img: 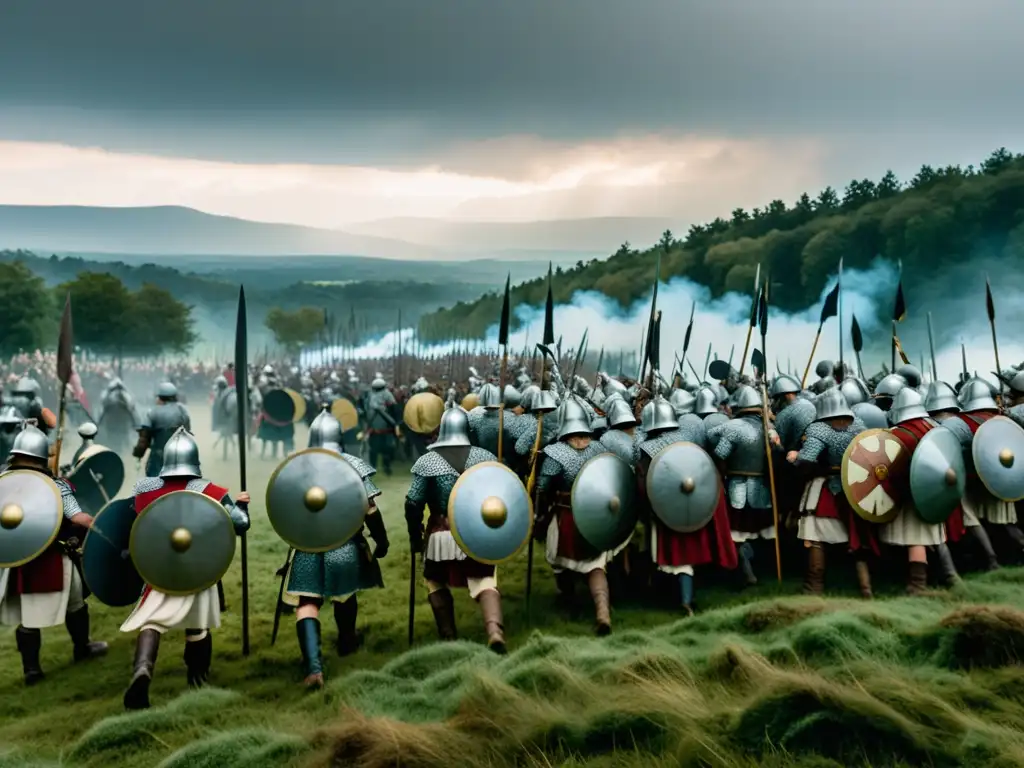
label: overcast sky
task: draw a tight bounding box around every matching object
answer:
[2,0,1021,227]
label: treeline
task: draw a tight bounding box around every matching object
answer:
[419,148,1024,340]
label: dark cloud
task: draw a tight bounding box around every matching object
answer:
[1,0,1022,165]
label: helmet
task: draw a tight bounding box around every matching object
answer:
[640,395,678,434]
[558,397,592,440]
[430,407,472,450]
[896,364,923,389]
[838,377,870,406]
[107,377,124,390]
[263,365,274,375]
[214,376,228,389]
[0,406,21,425]
[478,382,502,410]
[815,360,834,378]
[730,385,762,414]
[889,387,928,425]
[308,406,345,452]
[769,374,801,398]
[411,376,430,394]
[531,389,559,414]
[156,382,177,400]
[668,388,696,416]
[9,424,50,461]
[694,386,718,417]
[605,396,637,429]
[923,381,961,415]
[159,427,202,478]
[602,377,629,400]
[13,377,39,397]
[371,378,387,391]
[958,377,998,413]
[813,388,853,422]
[77,422,98,439]
[873,373,907,400]
[1009,369,1024,395]
[520,384,540,411]
[503,385,522,409]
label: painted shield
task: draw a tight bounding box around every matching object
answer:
[0,470,62,568]
[462,392,480,411]
[645,442,721,533]
[130,490,236,596]
[67,446,125,515]
[81,497,143,606]
[841,428,909,523]
[852,402,889,430]
[449,461,532,564]
[910,427,966,523]
[265,448,368,552]
[571,452,637,551]
[286,388,307,424]
[973,415,1024,501]
[404,392,444,435]
[330,397,360,432]
[263,389,296,423]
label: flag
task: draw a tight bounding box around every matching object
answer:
[851,314,863,352]
[820,281,840,324]
[498,273,511,346]
[893,280,906,323]
[69,370,89,412]
[893,333,910,365]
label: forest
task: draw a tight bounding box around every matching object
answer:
[419,148,1024,340]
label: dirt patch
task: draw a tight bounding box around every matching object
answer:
[938,606,1024,669]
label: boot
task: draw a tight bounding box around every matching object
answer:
[678,573,695,616]
[476,589,506,654]
[333,597,360,656]
[587,569,612,636]
[15,627,44,686]
[427,589,457,641]
[906,561,929,596]
[296,618,324,689]
[65,606,108,662]
[183,631,212,688]
[932,544,961,587]
[967,525,1000,570]
[802,545,825,595]
[739,542,757,587]
[124,629,160,710]
[855,557,873,599]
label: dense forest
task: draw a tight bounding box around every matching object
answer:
[419,148,1024,340]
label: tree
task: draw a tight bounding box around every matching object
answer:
[814,186,839,211]
[128,283,198,354]
[731,208,750,225]
[0,261,54,355]
[56,272,133,353]
[876,170,901,198]
[982,147,1014,175]
[659,230,675,251]
[265,306,327,352]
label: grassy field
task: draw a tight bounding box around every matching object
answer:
[3,412,1024,767]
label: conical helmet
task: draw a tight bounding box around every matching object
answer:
[641,395,678,434]
[10,424,49,461]
[371,377,387,390]
[669,388,696,415]
[923,381,960,415]
[694,386,718,416]
[157,382,177,399]
[558,397,592,440]
[520,384,540,412]
[478,382,502,410]
[604,396,637,429]
[896,364,923,389]
[873,373,907,400]
[838,377,870,406]
[159,427,202,478]
[730,384,762,414]
[889,387,928,425]
[603,377,629,399]
[308,405,345,452]
[531,389,559,414]
[13,377,39,397]
[958,377,998,413]
[430,406,472,449]
[769,374,801,398]
[77,422,98,439]
[214,376,228,389]
[503,385,522,408]
[813,388,853,422]
[0,406,21,426]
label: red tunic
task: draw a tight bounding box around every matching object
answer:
[8,476,78,596]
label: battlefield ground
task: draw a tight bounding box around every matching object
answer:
[3,407,1024,768]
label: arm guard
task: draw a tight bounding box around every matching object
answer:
[364,508,389,558]
[220,494,251,534]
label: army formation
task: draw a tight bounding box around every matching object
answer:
[2,276,1024,710]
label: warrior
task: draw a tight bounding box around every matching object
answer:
[872,371,908,413]
[6,378,54,435]
[97,378,138,456]
[363,376,399,476]
[791,389,874,596]
[1007,370,1024,429]
[66,422,98,470]
[598,396,638,464]
[211,376,238,458]
[405,406,505,651]
[122,427,250,710]
[0,425,108,685]
[535,397,615,635]
[707,384,774,586]
[0,405,22,466]
[256,366,295,459]
[770,374,815,459]
[468,382,521,458]
[511,385,558,476]
[133,382,191,477]
[283,408,389,689]
[669,389,705,444]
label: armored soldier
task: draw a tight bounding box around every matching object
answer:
[256,366,295,459]
[707,385,773,586]
[68,422,98,469]
[6,378,54,435]
[405,406,505,651]
[512,386,558,472]
[122,428,250,710]
[598,396,638,463]
[282,408,388,689]
[872,372,908,413]
[0,425,108,685]
[771,374,815,457]
[97,378,138,456]
[364,377,399,476]
[133,382,191,477]
[791,389,873,596]
[0,406,23,466]
[536,397,615,635]
[467,383,504,455]
[809,360,837,395]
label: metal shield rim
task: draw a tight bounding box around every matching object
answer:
[841,428,901,524]
[644,441,720,533]
[910,427,966,523]
[570,452,637,551]
[448,460,533,565]
[973,415,1024,502]
[331,398,359,431]
[128,490,237,596]
[286,388,307,424]
[0,470,63,568]
[81,497,143,607]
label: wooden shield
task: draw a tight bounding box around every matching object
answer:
[841,428,908,523]
[403,392,444,434]
[330,398,360,432]
[286,389,307,424]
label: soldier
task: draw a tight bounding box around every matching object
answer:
[122,427,250,710]
[872,372,908,413]
[536,397,615,635]
[1006,370,1024,428]
[771,374,816,458]
[0,425,108,685]
[133,382,191,477]
[599,396,638,463]
[364,376,399,476]
[6,378,54,435]
[404,406,505,651]
[791,389,874,596]
[97,378,138,456]
[707,385,774,586]
[467,383,504,455]
[0,405,23,466]
[256,366,295,459]
[63,422,98,471]
[281,408,389,689]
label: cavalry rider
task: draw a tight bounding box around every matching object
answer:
[405,405,506,652]
[0,425,108,685]
[791,388,874,597]
[364,375,400,476]
[122,427,250,710]
[284,407,389,689]
[535,396,615,635]
[133,382,191,477]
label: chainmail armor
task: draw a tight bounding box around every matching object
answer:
[406,447,495,512]
[599,429,636,464]
[676,413,706,447]
[56,477,82,520]
[797,418,866,494]
[710,414,771,509]
[340,452,382,501]
[538,440,606,491]
[774,398,816,451]
[634,428,687,463]
[1008,404,1024,430]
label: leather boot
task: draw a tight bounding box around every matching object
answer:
[802,545,825,595]
[931,543,960,587]
[739,542,757,587]
[587,569,612,636]
[15,627,44,686]
[855,557,873,599]
[296,618,324,689]
[183,631,212,688]
[428,589,457,640]
[124,629,160,710]
[476,589,506,654]
[678,573,695,616]
[968,525,1000,570]
[65,606,108,662]
[333,597,360,656]
[906,561,929,596]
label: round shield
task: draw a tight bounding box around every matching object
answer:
[571,453,637,551]
[462,393,480,411]
[646,442,721,533]
[449,461,532,564]
[82,497,143,606]
[910,427,966,523]
[67,447,125,515]
[330,397,360,432]
[841,428,909,523]
[286,389,307,424]
[265,448,369,552]
[972,415,1024,502]
[263,389,296,423]
[852,402,888,429]
[404,392,444,435]
[0,470,62,568]
[130,491,236,596]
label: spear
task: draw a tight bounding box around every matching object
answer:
[497,274,511,463]
[892,270,906,370]
[679,301,695,381]
[638,249,662,386]
[701,341,712,382]
[801,280,840,388]
[51,293,73,474]
[756,276,782,583]
[986,277,1003,398]
[961,342,969,383]
[233,286,251,656]
[851,314,864,380]
[837,257,845,376]
[727,344,735,369]
[738,263,760,376]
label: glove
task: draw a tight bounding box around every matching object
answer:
[229,501,251,534]
[364,509,389,560]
